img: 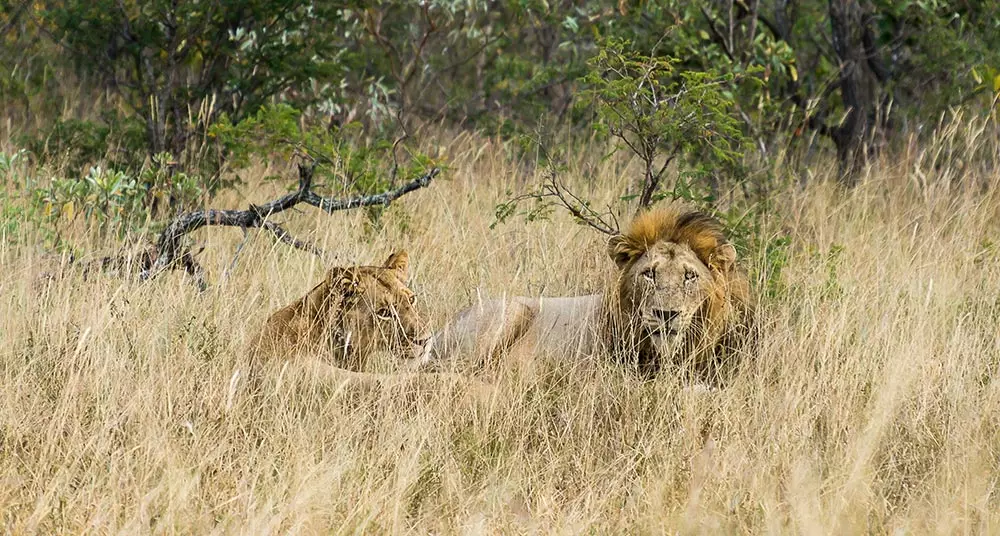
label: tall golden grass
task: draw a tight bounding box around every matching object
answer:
[2,113,1000,533]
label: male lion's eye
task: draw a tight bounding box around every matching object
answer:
[684,269,699,283]
[375,307,393,320]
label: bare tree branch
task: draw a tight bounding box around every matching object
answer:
[300,167,438,214]
[141,164,439,286]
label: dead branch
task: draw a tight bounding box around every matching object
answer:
[141,164,439,286]
[513,136,620,236]
[260,221,325,257]
[54,242,209,291]
[540,171,619,236]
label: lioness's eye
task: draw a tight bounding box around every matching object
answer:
[375,307,393,320]
[684,269,698,282]
[641,268,655,281]
[408,295,416,305]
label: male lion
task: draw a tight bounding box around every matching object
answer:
[252,251,433,370]
[426,205,753,381]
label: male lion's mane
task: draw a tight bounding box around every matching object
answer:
[604,205,753,379]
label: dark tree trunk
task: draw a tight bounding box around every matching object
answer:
[828,0,884,184]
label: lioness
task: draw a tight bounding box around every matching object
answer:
[426,206,753,381]
[252,251,432,370]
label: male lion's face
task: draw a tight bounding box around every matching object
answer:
[611,238,735,360]
[330,251,432,365]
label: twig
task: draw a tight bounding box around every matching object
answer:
[388,108,409,187]
[700,6,736,63]
[542,172,619,236]
[223,226,252,281]
[511,136,619,236]
[261,221,325,257]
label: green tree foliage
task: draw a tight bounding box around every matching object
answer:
[583,39,753,207]
[3,0,998,189]
[36,0,343,168]
[491,41,752,237]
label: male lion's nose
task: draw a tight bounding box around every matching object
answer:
[652,309,680,324]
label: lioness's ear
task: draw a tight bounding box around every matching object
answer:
[709,243,737,273]
[607,235,640,269]
[384,250,409,277]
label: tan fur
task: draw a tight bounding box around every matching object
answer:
[428,204,752,381]
[252,251,433,371]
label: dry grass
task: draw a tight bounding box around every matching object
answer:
[2,117,1000,533]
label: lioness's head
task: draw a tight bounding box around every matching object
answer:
[608,207,737,364]
[327,251,432,365]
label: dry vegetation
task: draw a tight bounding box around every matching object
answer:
[2,116,1000,533]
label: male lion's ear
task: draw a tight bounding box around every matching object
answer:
[709,243,737,273]
[384,250,410,277]
[607,235,639,269]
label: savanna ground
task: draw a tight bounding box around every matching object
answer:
[2,118,1000,533]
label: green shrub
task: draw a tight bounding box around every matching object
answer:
[33,154,204,236]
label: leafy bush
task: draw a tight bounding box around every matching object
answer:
[0,149,29,182]
[33,155,204,235]
[0,149,55,244]
[494,39,760,228]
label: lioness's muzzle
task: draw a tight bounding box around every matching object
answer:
[407,335,433,362]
